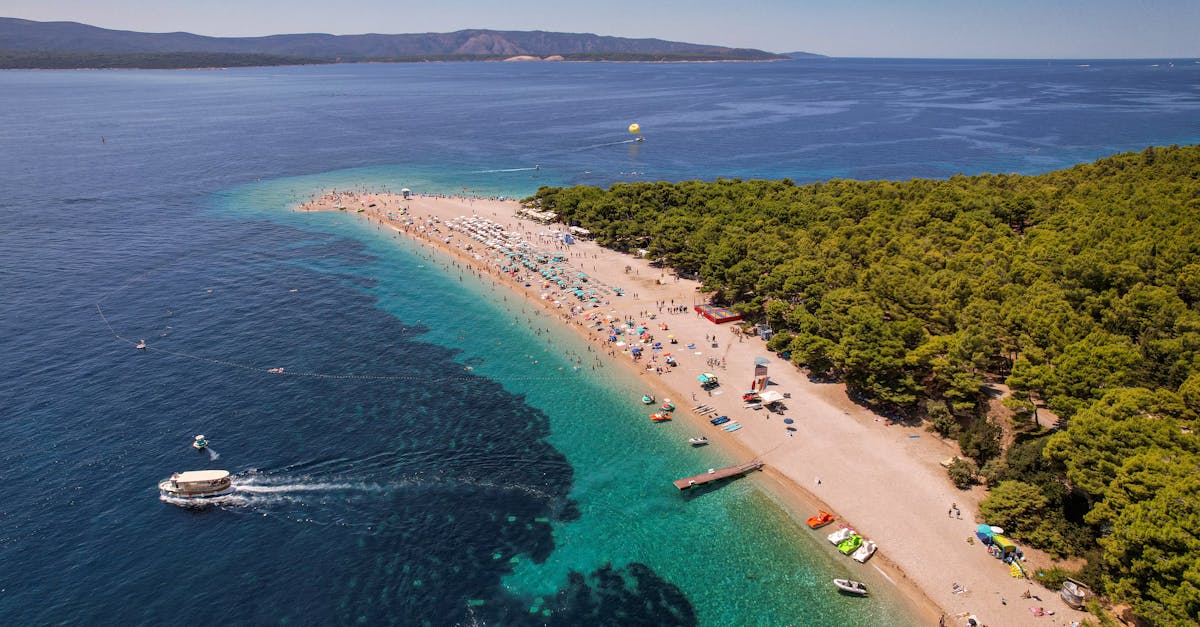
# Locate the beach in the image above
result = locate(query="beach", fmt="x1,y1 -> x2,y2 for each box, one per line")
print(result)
297,189 -> 1078,626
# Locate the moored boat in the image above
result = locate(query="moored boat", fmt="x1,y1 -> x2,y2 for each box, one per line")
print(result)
641,394 -> 655,404
192,435 -> 208,450
688,437 -> 709,446
827,527 -> 856,545
833,578 -> 868,596
852,540 -> 878,563
807,510 -> 835,529
158,470 -> 234,500
650,413 -> 671,422
837,534 -> 863,555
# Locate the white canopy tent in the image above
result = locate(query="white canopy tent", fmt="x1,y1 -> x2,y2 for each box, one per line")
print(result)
758,390 -> 785,405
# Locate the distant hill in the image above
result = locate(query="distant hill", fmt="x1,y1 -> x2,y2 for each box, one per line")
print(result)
784,51 -> 827,59
0,17 -> 795,67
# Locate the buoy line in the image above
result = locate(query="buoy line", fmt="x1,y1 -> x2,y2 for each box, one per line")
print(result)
95,302 -> 584,383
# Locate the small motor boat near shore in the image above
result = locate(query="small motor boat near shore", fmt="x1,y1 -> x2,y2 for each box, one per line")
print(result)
192,435 -> 209,450
833,578 -> 868,596
650,412 -> 672,422
158,470 -> 233,500
688,437 -> 709,446
641,394 -> 655,404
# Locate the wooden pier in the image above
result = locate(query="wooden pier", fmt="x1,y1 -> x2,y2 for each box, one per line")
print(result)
673,460 -> 764,490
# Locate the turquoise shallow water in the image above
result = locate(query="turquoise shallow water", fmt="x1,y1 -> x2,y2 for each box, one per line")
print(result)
226,176 -> 921,624
2,59 -> 1197,624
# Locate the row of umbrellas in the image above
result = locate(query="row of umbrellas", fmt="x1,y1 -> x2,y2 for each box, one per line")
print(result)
445,216 -> 625,303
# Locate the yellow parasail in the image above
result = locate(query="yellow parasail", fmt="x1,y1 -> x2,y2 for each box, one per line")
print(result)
628,123 -> 641,134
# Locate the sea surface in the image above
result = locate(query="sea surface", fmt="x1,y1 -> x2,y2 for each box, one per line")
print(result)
1,59 -> 1197,626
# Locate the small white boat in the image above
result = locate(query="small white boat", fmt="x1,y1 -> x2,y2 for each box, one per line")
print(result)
641,394 -> 655,404
158,470 -> 233,500
688,437 -> 709,446
827,527 -> 856,545
852,540 -> 877,563
833,578 -> 868,596
192,435 -> 208,450
135,339 -> 147,350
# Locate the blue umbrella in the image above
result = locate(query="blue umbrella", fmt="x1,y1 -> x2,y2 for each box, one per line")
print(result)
783,418 -> 794,424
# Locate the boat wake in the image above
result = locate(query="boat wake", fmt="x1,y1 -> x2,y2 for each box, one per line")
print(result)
158,492 -> 240,508
205,447 -> 220,461
575,139 -> 641,151
159,468 -> 562,528
235,481 -> 381,494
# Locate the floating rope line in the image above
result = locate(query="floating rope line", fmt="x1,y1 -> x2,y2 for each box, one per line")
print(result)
96,303 -> 586,383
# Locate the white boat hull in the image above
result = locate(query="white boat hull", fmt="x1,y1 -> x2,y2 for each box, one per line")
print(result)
158,481 -> 234,499
833,578 -> 868,596
827,527 -> 855,545
158,471 -> 234,499
852,540 -> 877,563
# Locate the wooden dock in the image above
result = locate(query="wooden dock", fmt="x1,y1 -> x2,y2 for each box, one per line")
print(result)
673,460 -> 764,490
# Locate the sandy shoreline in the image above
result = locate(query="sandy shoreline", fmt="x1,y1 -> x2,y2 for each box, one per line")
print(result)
296,188 -> 1077,626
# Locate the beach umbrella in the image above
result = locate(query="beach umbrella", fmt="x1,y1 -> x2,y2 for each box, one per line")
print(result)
990,526 -> 1004,535
976,524 -> 995,537
754,356 -> 770,365
783,418 -> 794,424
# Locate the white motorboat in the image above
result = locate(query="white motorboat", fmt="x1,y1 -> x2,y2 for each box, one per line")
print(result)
158,470 -> 233,500
135,339 -> 147,350
688,437 -> 709,446
852,540 -> 877,563
192,435 -> 208,450
833,578 -> 868,596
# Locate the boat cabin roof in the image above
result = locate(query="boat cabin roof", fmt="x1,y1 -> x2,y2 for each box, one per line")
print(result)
174,470 -> 230,482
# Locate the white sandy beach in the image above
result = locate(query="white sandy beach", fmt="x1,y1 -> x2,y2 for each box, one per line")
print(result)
297,189 -> 1078,626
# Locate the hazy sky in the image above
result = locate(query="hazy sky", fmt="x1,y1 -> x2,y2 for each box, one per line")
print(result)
4,0 -> 1198,58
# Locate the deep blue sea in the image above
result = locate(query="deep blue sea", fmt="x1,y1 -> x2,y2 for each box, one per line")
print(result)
1,59 -> 1197,626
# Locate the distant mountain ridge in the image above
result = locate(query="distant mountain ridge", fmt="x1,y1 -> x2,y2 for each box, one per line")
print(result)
784,51 -> 827,59
0,17 -> 798,63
